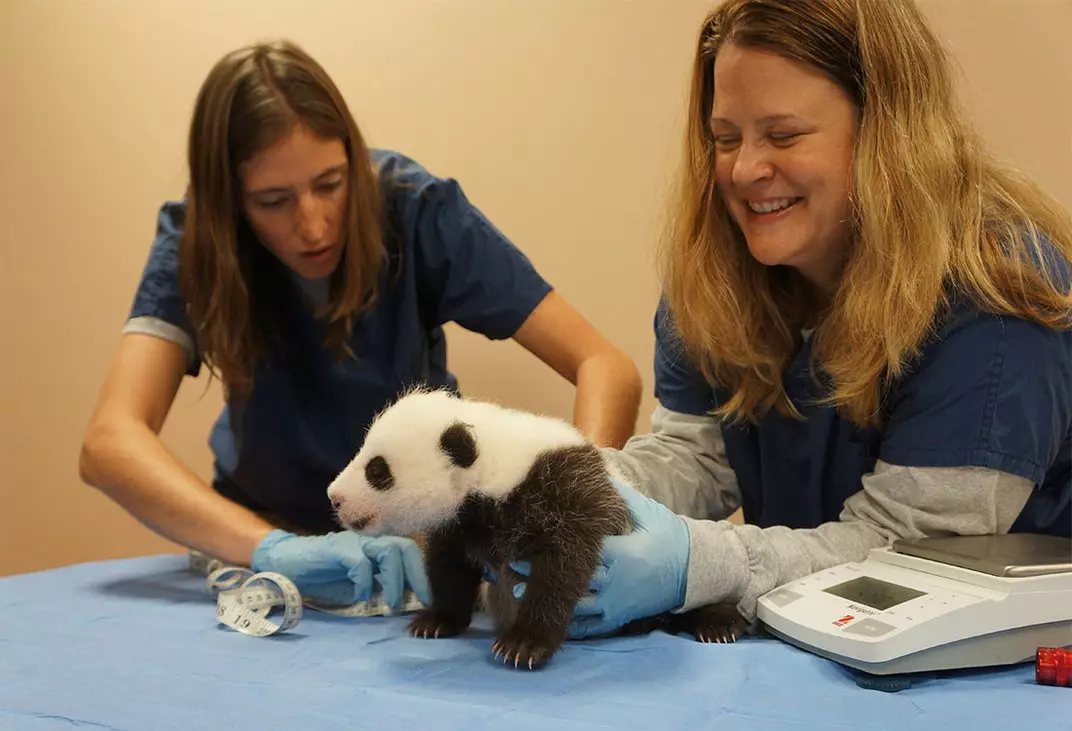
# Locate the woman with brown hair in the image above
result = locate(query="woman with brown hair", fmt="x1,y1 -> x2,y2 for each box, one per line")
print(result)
78,40 -> 643,610
525,0 -> 1072,639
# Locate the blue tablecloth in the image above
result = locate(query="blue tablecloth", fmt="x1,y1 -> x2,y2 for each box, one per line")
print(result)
1,555 -> 1065,730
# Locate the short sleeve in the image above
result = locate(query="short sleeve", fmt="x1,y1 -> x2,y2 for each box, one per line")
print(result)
653,296 -> 717,416
126,201 -> 201,376
379,151 -> 553,339
880,306 -> 1072,484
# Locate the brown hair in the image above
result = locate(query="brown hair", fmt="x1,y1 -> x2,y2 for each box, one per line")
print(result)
659,0 -> 1072,426
179,40 -> 386,395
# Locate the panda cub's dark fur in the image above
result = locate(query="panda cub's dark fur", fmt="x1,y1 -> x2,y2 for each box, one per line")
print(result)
326,388 -> 745,669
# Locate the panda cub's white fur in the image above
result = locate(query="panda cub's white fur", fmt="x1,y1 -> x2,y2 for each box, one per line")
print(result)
327,387 -> 591,537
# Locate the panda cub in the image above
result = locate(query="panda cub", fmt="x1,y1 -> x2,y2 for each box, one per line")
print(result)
326,387 -> 744,669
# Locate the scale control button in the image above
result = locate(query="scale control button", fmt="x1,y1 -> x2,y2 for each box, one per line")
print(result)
843,619 -> 897,637
764,588 -> 803,607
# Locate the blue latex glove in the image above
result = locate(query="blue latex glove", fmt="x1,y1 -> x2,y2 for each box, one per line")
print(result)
505,480 -> 690,639
251,529 -> 431,609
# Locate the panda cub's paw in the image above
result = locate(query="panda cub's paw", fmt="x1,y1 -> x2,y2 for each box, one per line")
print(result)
491,627 -> 560,670
407,609 -> 469,640
677,602 -> 748,644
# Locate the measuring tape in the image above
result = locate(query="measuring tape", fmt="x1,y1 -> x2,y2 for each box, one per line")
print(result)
190,551 -> 423,637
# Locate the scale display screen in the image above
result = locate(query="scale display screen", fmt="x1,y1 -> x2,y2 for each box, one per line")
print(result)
823,575 -> 927,611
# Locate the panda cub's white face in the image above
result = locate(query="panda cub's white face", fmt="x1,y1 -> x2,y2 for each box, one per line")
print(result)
327,389 -> 480,536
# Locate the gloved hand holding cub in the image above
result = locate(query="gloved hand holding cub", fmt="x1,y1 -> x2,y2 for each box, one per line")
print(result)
505,480 -> 692,639
251,529 -> 432,610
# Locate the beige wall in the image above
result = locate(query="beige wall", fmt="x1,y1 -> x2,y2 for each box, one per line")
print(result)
2,0 -> 1069,576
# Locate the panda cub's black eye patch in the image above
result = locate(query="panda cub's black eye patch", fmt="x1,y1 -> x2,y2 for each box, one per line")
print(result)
365,456 -> 394,491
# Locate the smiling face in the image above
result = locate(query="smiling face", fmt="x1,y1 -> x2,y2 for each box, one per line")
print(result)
238,122 -> 349,280
711,43 -> 858,291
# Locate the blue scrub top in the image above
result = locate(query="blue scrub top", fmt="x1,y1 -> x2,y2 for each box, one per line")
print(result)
652,291 -> 1072,538
128,150 -> 553,533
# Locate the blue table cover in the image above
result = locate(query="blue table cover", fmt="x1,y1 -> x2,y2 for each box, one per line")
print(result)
1,555 -> 1066,730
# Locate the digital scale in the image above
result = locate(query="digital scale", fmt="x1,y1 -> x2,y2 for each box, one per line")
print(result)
756,533 -> 1072,676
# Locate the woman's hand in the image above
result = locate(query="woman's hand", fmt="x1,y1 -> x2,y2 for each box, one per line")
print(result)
252,529 -> 431,609
504,480 -> 691,638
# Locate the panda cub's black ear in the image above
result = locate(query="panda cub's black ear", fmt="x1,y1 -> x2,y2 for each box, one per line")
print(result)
440,421 -> 478,469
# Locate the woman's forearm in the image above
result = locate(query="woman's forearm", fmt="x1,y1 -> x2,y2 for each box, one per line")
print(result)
676,461 -> 1037,621
600,405 -> 742,520
572,351 -> 643,448
79,420 -> 275,566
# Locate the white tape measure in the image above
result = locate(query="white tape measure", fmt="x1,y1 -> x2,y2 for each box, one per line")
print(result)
207,565 -> 303,637
190,551 -> 423,637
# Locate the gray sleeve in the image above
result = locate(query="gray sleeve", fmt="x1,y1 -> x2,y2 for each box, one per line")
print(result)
677,460 -> 1036,622
123,315 -> 198,371
599,404 -> 741,521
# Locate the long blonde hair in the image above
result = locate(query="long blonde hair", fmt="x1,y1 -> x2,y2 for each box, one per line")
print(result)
179,40 -> 386,395
660,0 -> 1072,427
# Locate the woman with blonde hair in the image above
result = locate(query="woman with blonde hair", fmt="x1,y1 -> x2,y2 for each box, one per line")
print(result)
79,40 -> 642,610
533,0 -> 1072,639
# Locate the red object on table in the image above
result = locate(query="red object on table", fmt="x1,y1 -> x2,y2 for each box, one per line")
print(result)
1036,647 -> 1072,687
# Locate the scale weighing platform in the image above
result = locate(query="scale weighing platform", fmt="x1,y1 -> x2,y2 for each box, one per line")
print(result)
757,533 -> 1072,677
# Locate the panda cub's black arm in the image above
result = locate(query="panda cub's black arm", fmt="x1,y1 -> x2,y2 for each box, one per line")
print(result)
407,522 -> 483,639
489,545 -> 590,668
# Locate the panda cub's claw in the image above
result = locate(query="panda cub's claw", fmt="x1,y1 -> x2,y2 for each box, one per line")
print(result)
491,628 -> 557,670
676,602 -> 747,644
407,609 -> 468,640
